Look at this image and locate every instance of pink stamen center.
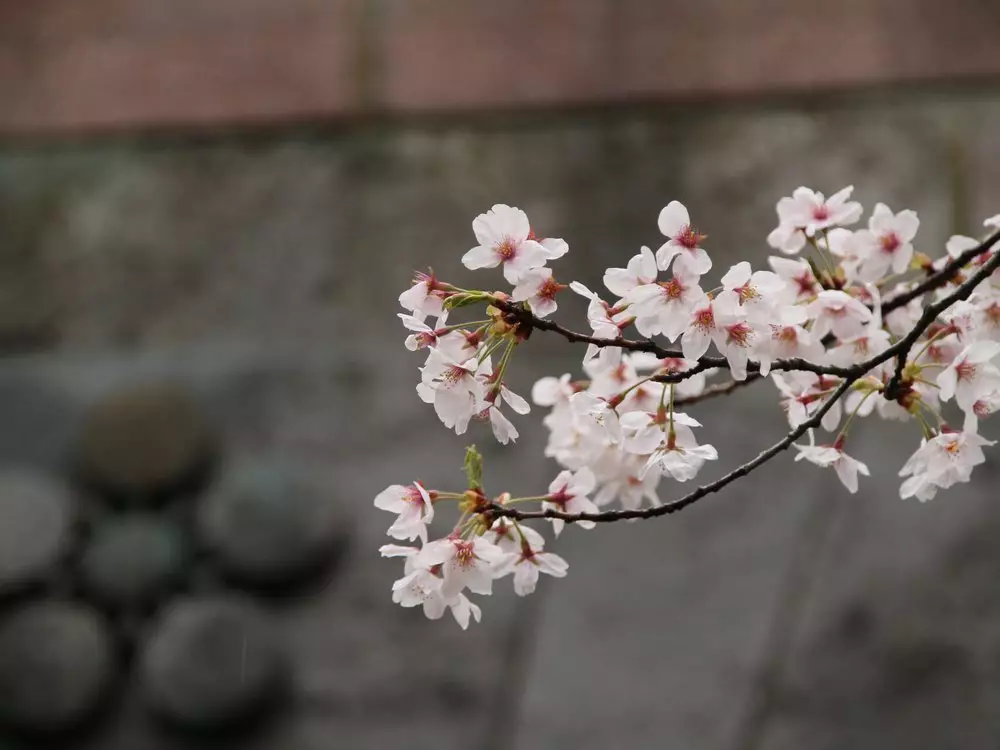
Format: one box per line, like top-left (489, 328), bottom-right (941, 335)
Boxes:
top-left (694, 307), bottom-right (715, 331)
top-left (812, 205), bottom-right (830, 221)
top-left (955, 360), bottom-right (977, 382)
top-left (675, 225), bottom-right (704, 250)
top-left (880, 232), bottom-right (901, 254)
top-left (453, 541), bottom-right (476, 568)
top-left (496, 237), bottom-right (518, 260)
top-left (659, 278), bottom-right (686, 300)
top-left (726, 322), bottom-right (753, 347)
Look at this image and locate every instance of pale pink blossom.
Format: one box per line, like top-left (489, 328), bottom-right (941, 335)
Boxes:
top-left (656, 201), bottom-right (712, 277)
top-left (512, 267), bottom-right (565, 318)
top-left (937, 341), bottom-right (1000, 413)
top-left (855, 203), bottom-right (920, 281)
top-left (899, 428), bottom-right (996, 501)
top-left (543, 467), bottom-right (600, 535)
top-left (794, 432), bottom-right (869, 493)
top-left (603, 246), bottom-right (658, 300)
top-left (416, 536), bottom-right (508, 599)
top-left (462, 204), bottom-right (549, 283)
top-left (807, 290), bottom-right (873, 341)
top-left (374, 482), bottom-right (435, 542)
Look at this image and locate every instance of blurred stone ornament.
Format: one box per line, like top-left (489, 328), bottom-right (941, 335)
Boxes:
top-left (140, 597), bottom-right (287, 730)
top-left (76, 382), bottom-right (217, 503)
top-left (198, 465), bottom-right (345, 589)
top-left (0, 601), bottom-right (116, 734)
top-left (81, 515), bottom-right (191, 608)
top-left (0, 471), bottom-right (75, 597)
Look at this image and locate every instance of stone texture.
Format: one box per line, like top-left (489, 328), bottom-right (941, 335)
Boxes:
top-left (140, 597), bottom-right (287, 730)
top-left (0, 471), bottom-right (75, 596)
top-left (0, 601), bottom-right (116, 734)
top-left (197, 465), bottom-right (345, 589)
top-left (75, 381), bottom-right (217, 503)
top-left (81, 516), bottom-right (190, 608)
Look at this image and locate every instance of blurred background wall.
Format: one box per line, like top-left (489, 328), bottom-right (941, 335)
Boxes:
top-left (2, 3), bottom-right (1000, 749)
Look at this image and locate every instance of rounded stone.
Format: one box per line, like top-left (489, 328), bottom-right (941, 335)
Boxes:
top-left (198, 466), bottom-right (344, 588)
top-left (140, 598), bottom-right (286, 729)
top-left (76, 382), bottom-right (216, 503)
top-left (81, 516), bottom-right (190, 607)
top-left (0, 602), bottom-right (115, 733)
top-left (0, 471), bottom-right (74, 597)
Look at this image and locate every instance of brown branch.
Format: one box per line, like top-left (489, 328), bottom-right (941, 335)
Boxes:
top-left (674, 374), bottom-right (761, 406)
top-left (494, 299), bottom-right (855, 381)
top-left (880, 227), bottom-right (1000, 315)
top-left (491, 243), bottom-right (1000, 526)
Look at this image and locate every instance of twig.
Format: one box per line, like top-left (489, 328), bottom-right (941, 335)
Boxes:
top-left (491, 243), bottom-right (1000, 525)
top-left (674, 374), bottom-right (760, 406)
top-left (880, 228), bottom-right (1000, 315)
top-left (495, 299), bottom-right (855, 380)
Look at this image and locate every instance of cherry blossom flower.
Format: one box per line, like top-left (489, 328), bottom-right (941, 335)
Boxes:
top-left (415, 536), bottom-right (508, 599)
top-left (756, 324), bottom-right (824, 376)
top-left (486, 518), bottom-right (545, 554)
top-left (603, 246), bottom-right (658, 300)
top-left (569, 282), bottom-right (627, 370)
top-left (543, 467), bottom-right (600, 535)
top-left (772, 372), bottom-right (843, 432)
top-left (417, 349), bottom-right (485, 434)
top-left (592, 452), bottom-right (662, 510)
top-left (707, 292), bottom-right (759, 381)
top-left (398, 312), bottom-right (449, 351)
top-left (767, 186), bottom-right (862, 254)
top-left (656, 201), bottom-right (712, 277)
top-left (768, 256), bottom-right (820, 302)
top-left (374, 482), bottom-right (435, 542)
top-left (463, 204), bottom-right (549, 283)
top-left (512, 267), bottom-right (566, 318)
top-left (399, 270), bottom-right (449, 319)
top-left (380, 545), bottom-right (483, 629)
top-left (620, 409), bottom-right (702, 456)
top-left (793, 432), bottom-right (869, 493)
top-left (899, 428), bottom-right (996, 501)
top-left (937, 341), bottom-right (1000, 413)
top-left (855, 203), bottom-right (920, 281)
top-left (787, 186), bottom-right (864, 237)
top-left (625, 269), bottom-right (703, 341)
top-left (721, 261), bottom-right (795, 322)
top-left (807, 290), bottom-right (873, 341)
top-left (631, 355), bottom-right (708, 399)
top-left (495, 537), bottom-right (569, 596)
top-left (642, 421), bottom-right (718, 481)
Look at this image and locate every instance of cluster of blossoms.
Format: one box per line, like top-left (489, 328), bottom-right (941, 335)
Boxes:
top-left (379, 193), bottom-right (1000, 628)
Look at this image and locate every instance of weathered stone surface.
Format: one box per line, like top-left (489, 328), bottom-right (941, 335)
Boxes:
top-left (81, 516), bottom-right (190, 608)
top-left (197, 465), bottom-right (344, 589)
top-left (0, 471), bottom-right (75, 596)
top-left (76, 381), bottom-right (217, 503)
top-left (0, 602), bottom-right (116, 733)
top-left (140, 597), bottom-right (287, 730)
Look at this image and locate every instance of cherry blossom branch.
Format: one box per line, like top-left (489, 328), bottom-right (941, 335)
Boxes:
top-left (880, 227), bottom-right (1000, 315)
top-left (490, 375), bottom-right (855, 524)
top-left (493, 297), bottom-right (856, 381)
top-left (674, 374), bottom-right (760, 406)
top-left (490, 243), bottom-right (1000, 526)
top-left (884, 233), bottom-right (1000, 399)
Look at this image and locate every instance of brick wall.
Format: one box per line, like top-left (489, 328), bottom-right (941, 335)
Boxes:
top-left (2, 0), bottom-right (1000, 136)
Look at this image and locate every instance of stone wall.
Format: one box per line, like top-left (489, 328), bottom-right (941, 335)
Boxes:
top-left (1, 87), bottom-right (999, 748)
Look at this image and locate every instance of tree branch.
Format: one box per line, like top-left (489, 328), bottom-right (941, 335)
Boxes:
top-left (491, 242), bottom-right (1000, 526)
top-left (880, 227), bottom-right (1000, 315)
top-left (674, 374), bottom-right (761, 406)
